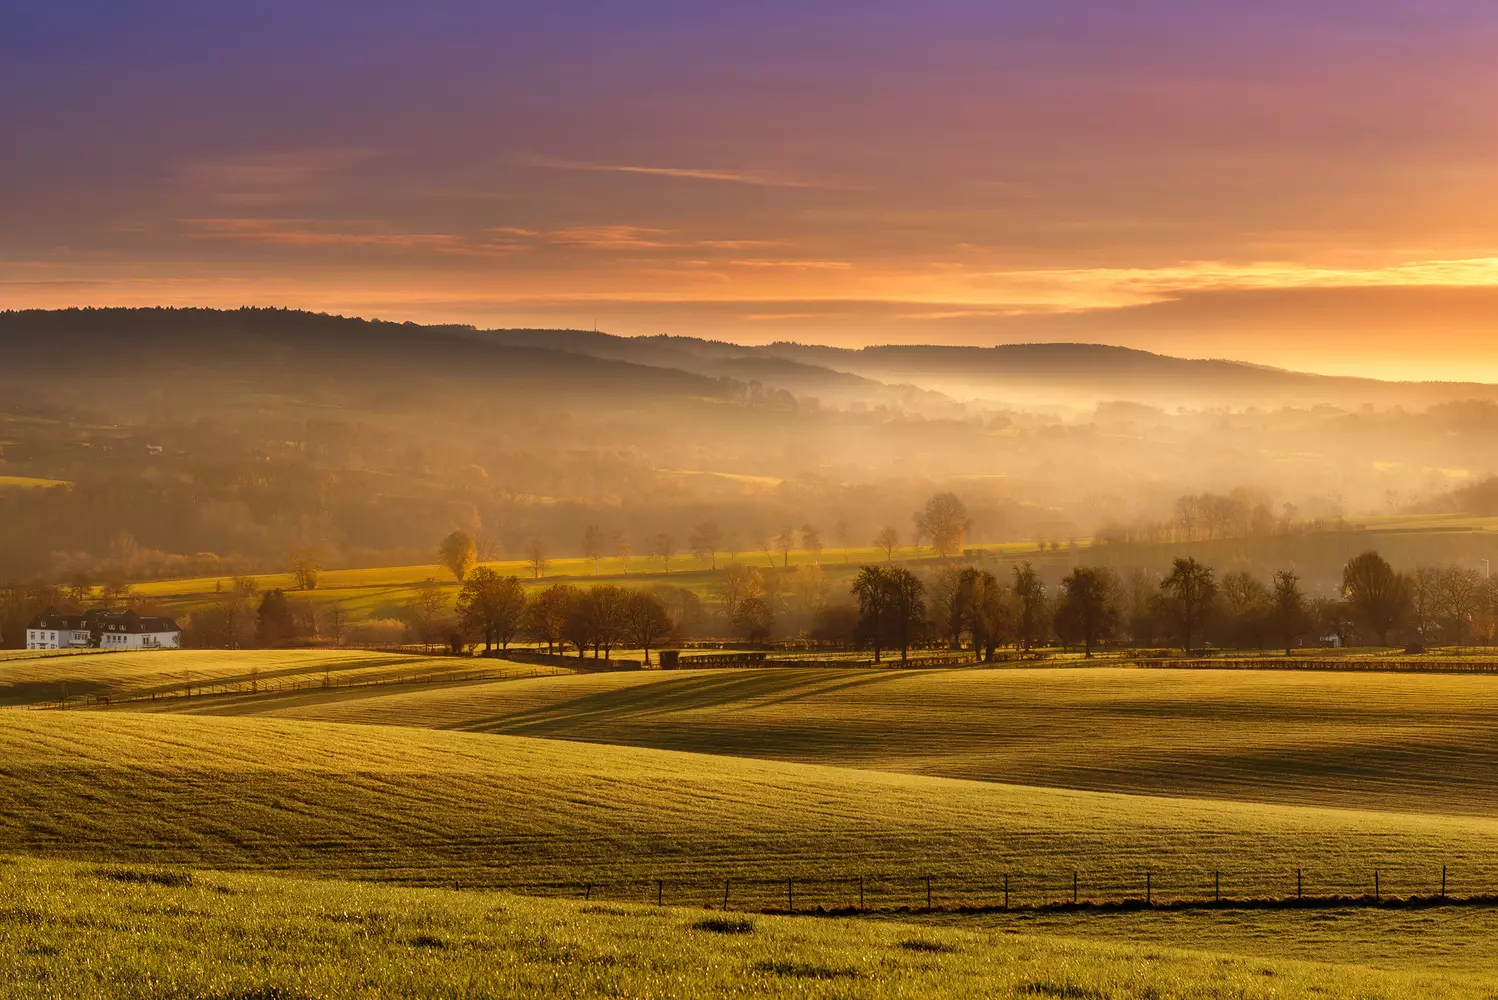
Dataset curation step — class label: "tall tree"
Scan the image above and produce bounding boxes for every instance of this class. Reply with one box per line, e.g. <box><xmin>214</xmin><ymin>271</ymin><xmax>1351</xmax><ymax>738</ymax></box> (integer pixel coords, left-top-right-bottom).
<box><xmin>612</xmin><ymin>531</ymin><xmax>632</xmax><ymax>574</ymax></box>
<box><xmin>583</xmin><ymin>584</ymin><xmax>629</xmax><ymax>658</ymax></box>
<box><xmin>958</xmin><ymin>568</ymin><xmax>1012</xmax><ymax>661</ymax></box>
<box><xmin>1053</xmin><ymin>566</ymin><xmax>1120</xmax><ymax>658</ymax></box>
<box><xmin>852</xmin><ymin>565</ymin><xmax>892</xmax><ymax>663</ymax></box>
<box><xmin>1159</xmin><ymin>557</ymin><xmax>1217</xmax><ymax>654</ymax></box>
<box><xmin>914</xmin><ymin>493</ymin><xmax>968</xmax><ymax>559</ymax></box>
<box><xmin>582</xmin><ymin>525</ymin><xmax>604</xmax><ymax>575</ymax></box>
<box><xmin>717</xmin><ymin>564</ymin><xmax>763</xmax><ymax>624</ymax></box>
<box><xmin>525</xmin><ymin>584</ymin><xmax>576</xmax><ymax>654</ymax></box>
<box><xmin>1271</xmin><ymin>570</ymin><xmax>1309</xmax><ymax>656</ymax></box>
<box><xmin>455</xmin><ymin>567</ymin><xmax>526</xmax><ymax>653</ymax></box>
<box><xmin>622</xmin><ymin>590</ymin><xmax>672</xmax><ymax>665</ymax></box>
<box><xmin>886</xmin><ymin>567</ymin><xmax>927</xmax><ymax>664</ymax></box>
<box><xmin>1220</xmin><ymin>571</ymin><xmax>1271</xmax><ymax>650</ymax></box>
<box><xmin>1409</xmin><ymin>565</ymin><xmax>1442</xmax><ymax>644</ymax></box>
<box><xmin>438</xmin><ymin>530</ymin><xmax>477</xmax><ymax>583</ymax></box>
<box><xmin>732</xmin><ymin>596</ymin><xmax>775</xmax><ymax>643</ymax></box>
<box><xmin>1341</xmin><ymin>551</ymin><xmax>1410</xmax><ymax>646</ymax></box>
<box><xmin>874</xmin><ymin>526</ymin><xmax>900</xmax><ymax>563</ymax></box>
<box><xmin>1013</xmin><ymin>561</ymin><xmax>1046</xmax><ymax>652</ymax></box>
<box><xmin>833</xmin><ymin>520</ymin><xmax>852</xmax><ymax>563</ymax></box>
<box><xmin>1438</xmin><ymin>566</ymin><xmax>1485</xmax><ymax>646</ymax></box>
<box><xmin>407</xmin><ymin>578</ymin><xmax>449</xmax><ymax>649</ymax></box>
<box><xmin>255</xmin><ymin>589</ymin><xmax>296</xmax><ymax>648</ymax></box>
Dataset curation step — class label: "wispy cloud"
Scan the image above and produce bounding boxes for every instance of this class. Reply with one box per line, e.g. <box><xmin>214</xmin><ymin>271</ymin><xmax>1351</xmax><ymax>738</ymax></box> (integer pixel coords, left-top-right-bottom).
<box><xmin>517</xmin><ymin>154</ymin><xmax>850</xmax><ymax>190</ymax></box>
<box><xmin>175</xmin><ymin>149</ymin><xmax>373</xmax><ymax>206</ymax></box>
<box><xmin>182</xmin><ymin>218</ymin><xmax>523</xmax><ymax>255</ymax></box>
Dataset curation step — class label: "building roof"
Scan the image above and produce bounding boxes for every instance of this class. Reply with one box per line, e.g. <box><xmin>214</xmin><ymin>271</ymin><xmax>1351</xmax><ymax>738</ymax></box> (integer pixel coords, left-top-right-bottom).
<box><xmin>28</xmin><ymin>606</ymin><xmax>180</xmax><ymax>633</ymax></box>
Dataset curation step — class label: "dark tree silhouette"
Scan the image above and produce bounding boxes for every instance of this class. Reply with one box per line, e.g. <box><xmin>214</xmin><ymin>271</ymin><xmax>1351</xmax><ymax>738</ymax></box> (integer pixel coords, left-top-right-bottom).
<box><xmin>456</xmin><ymin>567</ymin><xmax>526</xmax><ymax>652</ymax></box>
<box><xmin>1053</xmin><ymin>566</ymin><xmax>1120</xmax><ymax>658</ymax></box>
<box><xmin>1341</xmin><ymin>550</ymin><xmax>1410</xmax><ymax>646</ymax></box>
<box><xmin>1159</xmin><ymin>557</ymin><xmax>1217</xmax><ymax>654</ymax></box>
<box><xmin>1271</xmin><ymin>570</ymin><xmax>1309</xmax><ymax>655</ymax></box>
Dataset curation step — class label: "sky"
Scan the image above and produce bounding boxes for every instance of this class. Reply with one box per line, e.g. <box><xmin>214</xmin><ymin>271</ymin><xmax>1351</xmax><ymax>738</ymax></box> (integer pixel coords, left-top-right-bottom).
<box><xmin>5</xmin><ymin>1</ymin><xmax>1498</xmax><ymax>380</ymax></box>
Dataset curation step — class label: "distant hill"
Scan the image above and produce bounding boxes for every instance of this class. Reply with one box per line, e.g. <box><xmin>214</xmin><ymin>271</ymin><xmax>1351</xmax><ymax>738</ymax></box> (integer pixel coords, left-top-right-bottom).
<box><xmin>752</xmin><ymin>341</ymin><xmax>1498</xmax><ymax>409</ymax></box>
<box><xmin>0</xmin><ymin>308</ymin><xmax>730</xmax><ymax>410</ymax></box>
<box><xmin>6</xmin><ymin>307</ymin><xmax>1497</xmax><ymax>412</ymax></box>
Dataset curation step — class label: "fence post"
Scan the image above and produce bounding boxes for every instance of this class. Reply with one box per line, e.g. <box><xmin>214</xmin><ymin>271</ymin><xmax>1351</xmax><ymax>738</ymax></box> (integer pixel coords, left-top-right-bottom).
<box><xmin>657</xmin><ymin>879</ymin><xmax>663</xmax><ymax>906</ymax></box>
<box><xmin>1297</xmin><ymin>869</ymin><xmax>1302</xmax><ymax>899</ymax></box>
<box><xmin>1442</xmin><ymin>865</ymin><xmax>1447</xmax><ymax>898</ymax></box>
<box><xmin>858</xmin><ymin>876</ymin><xmax>864</xmax><ymax>910</ymax></box>
<box><xmin>722</xmin><ymin>879</ymin><xmax>730</xmax><ymax>911</ymax></box>
<box><xmin>1146</xmin><ymin>871</ymin><xmax>1151</xmax><ymax>906</ymax></box>
<box><xmin>787</xmin><ymin>878</ymin><xmax>794</xmax><ymax>913</ymax></box>
<box><xmin>585</xmin><ymin>883</ymin><xmax>591</xmax><ymax>901</ymax></box>
<box><xmin>1214</xmin><ymin>870</ymin><xmax>1220</xmax><ymax>903</ymax></box>
<box><xmin>1374</xmin><ymin>869</ymin><xmax>1379</xmax><ymax>901</ymax></box>
<box><xmin>925</xmin><ymin>876</ymin><xmax>932</xmax><ymax>911</ymax></box>
<box><xmin>1072</xmin><ymin>871</ymin><xmax>1078</xmax><ymax>904</ymax></box>
<box><xmin>1004</xmin><ymin>873</ymin><xmax>1009</xmax><ymax>910</ymax></box>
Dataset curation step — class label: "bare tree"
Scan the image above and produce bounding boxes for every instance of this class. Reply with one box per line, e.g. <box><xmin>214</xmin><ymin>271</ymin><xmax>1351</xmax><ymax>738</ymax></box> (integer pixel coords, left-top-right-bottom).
<box><xmin>526</xmin><ymin>538</ymin><xmax>548</xmax><ymax>580</ymax></box>
<box><xmin>1271</xmin><ymin>570</ymin><xmax>1309</xmax><ymax>655</ymax></box>
<box><xmin>914</xmin><ymin>493</ymin><xmax>968</xmax><ymax>559</ymax></box>
<box><xmin>833</xmin><ymin>520</ymin><xmax>851</xmax><ymax>563</ymax></box>
<box><xmin>622</xmin><ymin>590</ymin><xmax>672</xmax><ymax>666</ymax></box>
<box><xmin>456</xmin><ymin>567</ymin><xmax>527</xmax><ymax>653</ymax></box>
<box><xmin>1013</xmin><ymin>561</ymin><xmax>1046</xmax><ymax>652</ymax></box>
<box><xmin>852</xmin><ymin>565</ymin><xmax>892</xmax><ymax>663</ymax></box>
<box><xmin>775</xmin><ymin>525</ymin><xmax>795</xmax><ymax>568</ymax></box>
<box><xmin>1438</xmin><ymin>566</ymin><xmax>1485</xmax><ymax>646</ymax></box>
<box><xmin>717</xmin><ymin>564</ymin><xmax>763</xmax><ymax>624</ymax></box>
<box><xmin>1159</xmin><ymin>557</ymin><xmax>1217</xmax><ymax>654</ymax></box>
<box><xmin>324</xmin><ymin>601</ymin><xmax>348</xmax><ymax>647</ymax></box>
<box><xmin>652</xmin><ymin>533</ymin><xmax>677</xmax><ymax>572</ymax></box>
<box><xmin>407</xmin><ymin>578</ymin><xmax>449</xmax><ymax>649</ymax></box>
<box><xmin>874</xmin><ymin>526</ymin><xmax>900</xmax><ymax>563</ymax></box>
<box><xmin>525</xmin><ymin>584</ymin><xmax>577</xmax><ymax>654</ymax></box>
<box><xmin>286</xmin><ymin>547</ymin><xmax>323</xmax><ymax>590</ymax></box>
<box><xmin>613</xmin><ymin>531</ymin><xmax>632</xmax><ymax>574</ymax></box>
<box><xmin>583</xmin><ymin>525</ymin><xmax>604</xmax><ymax>575</ymax></box>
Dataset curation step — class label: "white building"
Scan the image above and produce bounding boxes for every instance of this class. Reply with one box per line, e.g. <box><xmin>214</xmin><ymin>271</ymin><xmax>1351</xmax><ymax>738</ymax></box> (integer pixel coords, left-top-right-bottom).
<box><xmin>26</xmin><ymin>608</ymin><xmax>182</xmax><ymax>650</ymax></box>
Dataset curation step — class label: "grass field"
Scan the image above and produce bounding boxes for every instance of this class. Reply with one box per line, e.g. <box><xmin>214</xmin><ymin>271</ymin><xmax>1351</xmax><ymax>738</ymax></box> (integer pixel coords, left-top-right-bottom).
<box><xmin>0</xmin><ymin>649</ymin><xmax>568</xmax><ymax>706</ymax></box>
<box><xmin>4</xmin><ymin>711</ymin><xmax>1498</xmax><ymax>909</ymax></box>
<box><xmin>0</xmin><ymin>474</ymin><xmax>69</xmax><ymax>490</ymax></box>
<box><xmin>146</xmin><ymin>665</ymin><xmax>1498</xmax><ymax>817</ymax></box>
<box><xmin>4</xmin><ymin>856</ymin><xmax>1482</xmax><ymax>1000</ymax></box>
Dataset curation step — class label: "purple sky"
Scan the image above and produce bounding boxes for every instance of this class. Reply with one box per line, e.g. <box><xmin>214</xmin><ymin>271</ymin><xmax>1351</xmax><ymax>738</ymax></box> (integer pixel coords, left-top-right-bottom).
<box><xmin>6</xmin><ymin>2</ymin><xmax>1498</xmax><ymax>377</ymax></box>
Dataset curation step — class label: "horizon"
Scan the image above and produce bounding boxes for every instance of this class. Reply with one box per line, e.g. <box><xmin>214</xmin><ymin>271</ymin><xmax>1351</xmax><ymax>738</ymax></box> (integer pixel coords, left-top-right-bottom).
<box><xmin>7</xmin><ymin>3</ymin><xmax>1498</xmax><ymax>382</ymax></box>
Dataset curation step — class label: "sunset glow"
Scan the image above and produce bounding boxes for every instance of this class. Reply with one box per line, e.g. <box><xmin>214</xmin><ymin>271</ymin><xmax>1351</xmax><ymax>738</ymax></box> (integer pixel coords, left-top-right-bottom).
<box><xmin>6</xmin><ymin>2</ymin><xmax>1498</xmax><ymax>378</ymax></box>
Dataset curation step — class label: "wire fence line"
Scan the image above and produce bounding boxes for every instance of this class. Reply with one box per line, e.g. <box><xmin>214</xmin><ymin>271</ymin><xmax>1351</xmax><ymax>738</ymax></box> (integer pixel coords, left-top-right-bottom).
<box><xmin>18</xmin><ymin>665</ymin><xmax>557</xmax><ymax>711</ymax></box>
<box><xmin>473</xmin><ymin>866</ymin><xmax>1489</xmax><ymax>914</ymax></box>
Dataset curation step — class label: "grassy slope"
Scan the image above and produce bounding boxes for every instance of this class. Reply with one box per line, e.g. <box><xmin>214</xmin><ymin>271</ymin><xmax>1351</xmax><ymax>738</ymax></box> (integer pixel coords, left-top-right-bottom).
<box><xmin>151</xmin><ymin>665</ymin><xmax>1498</xmax><ymax>817</ymax></box>
<box><xmin>2</xmin><ymin>857</ymin><xmax>1478</xmax><ymax>1000</ymax></box>
<box><xmin>0</xmin><ymin>649</ymin><xmax>566</xmax><ymax>705</ymax></box>
<box><xmin>2</xmin><ymin>711</ymin><xmax>1496</xmax><ymax>907</ymax></box>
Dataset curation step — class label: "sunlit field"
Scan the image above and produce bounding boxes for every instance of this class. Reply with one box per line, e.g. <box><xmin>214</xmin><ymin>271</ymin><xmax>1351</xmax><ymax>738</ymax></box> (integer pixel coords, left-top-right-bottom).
<box><xmin>133</xmin><ymin>665</ymin><xmax>1498</xmax><ymax>816</ymax></box>
<box><xmin>6</xmin><ymin>857</ymin><xmax>1487</xmax><ymax>1000</ymax></box>
<box><xmin>0</xmin><ymin>648</ymin><xmax>567</xmax><ymax>707</ymax></box>
<box><xmin>4</xmin><ymin>711</ymin><xmax>1498</xmax><ymax>911</ymax></box>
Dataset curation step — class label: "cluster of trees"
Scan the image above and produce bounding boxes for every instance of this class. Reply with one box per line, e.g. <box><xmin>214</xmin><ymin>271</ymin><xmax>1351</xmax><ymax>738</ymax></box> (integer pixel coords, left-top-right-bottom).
<box><xmin>1092</xmin><ymin>488</ymin><xmax>1352</xmax><ymax>546</ymax></box>
<box><xmin>453</xmin><ymin>569</ymin><xmax>686</xmax><ymax>664</ymax></box>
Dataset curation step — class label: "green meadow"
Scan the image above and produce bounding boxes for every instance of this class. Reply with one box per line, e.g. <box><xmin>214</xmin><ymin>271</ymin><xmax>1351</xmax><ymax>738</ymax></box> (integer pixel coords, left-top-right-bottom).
<box><xmin>6</xmin><ymin>856</ymin><xmax>1488</xmax><ymax>1000</ymax></box>
<box><xmin>11</xmin><ymin>654</ymin><xmax>1498</xmax><ymax>994</ymax></box>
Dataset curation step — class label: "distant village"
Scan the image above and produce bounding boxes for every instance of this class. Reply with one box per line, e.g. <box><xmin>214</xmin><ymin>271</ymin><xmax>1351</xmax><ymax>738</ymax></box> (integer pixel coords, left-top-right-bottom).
<box><xmin>25</xmin><ymin>608</ymin><xmax>182</xmax><ymax>650</ymax></box>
